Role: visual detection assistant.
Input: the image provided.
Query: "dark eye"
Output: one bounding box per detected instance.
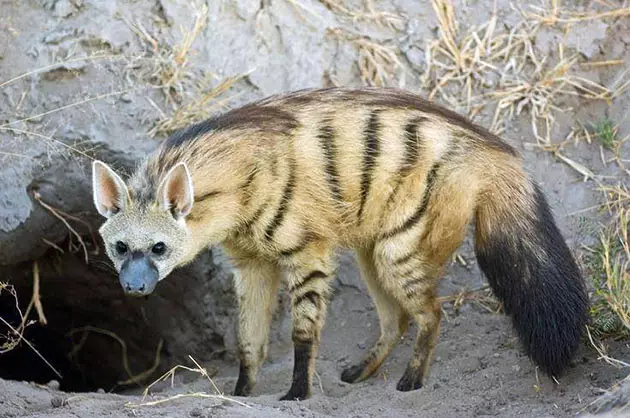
[115,241,128,255]
[152,242,166,255]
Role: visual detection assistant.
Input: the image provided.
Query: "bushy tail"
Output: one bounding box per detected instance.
[474,169,588,376]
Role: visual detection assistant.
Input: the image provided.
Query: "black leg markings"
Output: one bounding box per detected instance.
[318,121,342,202]
[234,363,252,396]
[357,110,382,221]
[293,290,320,308]
[396,363,424,391]
[392,251,416,267]
[280,341,313,401]
[290,270,328,293]
[402,276,426,295]
[265,159,296,241]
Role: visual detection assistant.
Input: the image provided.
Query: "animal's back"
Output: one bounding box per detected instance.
[203,87,519,251]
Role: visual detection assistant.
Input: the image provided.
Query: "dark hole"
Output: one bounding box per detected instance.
[0,247,229,394]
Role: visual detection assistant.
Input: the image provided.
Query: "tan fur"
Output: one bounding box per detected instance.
[93,87,536,399]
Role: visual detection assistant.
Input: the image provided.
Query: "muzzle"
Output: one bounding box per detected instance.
[119,252,159,297]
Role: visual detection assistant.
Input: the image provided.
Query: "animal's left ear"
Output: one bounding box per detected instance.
[156,162,194,220]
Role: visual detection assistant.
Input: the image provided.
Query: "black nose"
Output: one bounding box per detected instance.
[125,282,146,292]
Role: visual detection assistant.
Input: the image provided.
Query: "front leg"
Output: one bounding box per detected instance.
[228,249,281,397]
[280,244,336,401]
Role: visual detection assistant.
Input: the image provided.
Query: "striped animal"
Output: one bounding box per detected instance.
[92,87,588,400]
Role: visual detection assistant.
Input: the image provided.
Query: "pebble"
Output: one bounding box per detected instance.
[50,396,64,408]
[46,380,60,390]
[189,407,203,417]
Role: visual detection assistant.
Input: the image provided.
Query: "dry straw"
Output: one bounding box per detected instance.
[126,355,250,409]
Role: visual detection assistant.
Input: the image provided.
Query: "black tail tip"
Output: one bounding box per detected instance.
[476,183,589,378]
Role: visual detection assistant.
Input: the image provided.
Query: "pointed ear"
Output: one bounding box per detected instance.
[92,160,130,218]
[156,162,194,220]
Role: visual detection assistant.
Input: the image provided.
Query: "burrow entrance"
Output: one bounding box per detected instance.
[0,248,234,393]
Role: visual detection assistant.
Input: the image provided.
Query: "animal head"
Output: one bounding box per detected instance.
[92,160,194,297]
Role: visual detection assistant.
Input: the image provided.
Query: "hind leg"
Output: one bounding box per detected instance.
[375,179,476,390]
[395,287,441,391]
[341,246,409,383]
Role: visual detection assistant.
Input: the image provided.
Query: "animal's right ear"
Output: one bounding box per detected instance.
[92,160,130,218]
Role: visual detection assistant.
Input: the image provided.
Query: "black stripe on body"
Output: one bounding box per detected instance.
[381,162,441,239]
[401,117,426,176]
[279,234,312,258]
[194,190,221,202]
[240,169,257,207]
[357,110,382,221]
[240,201,268,231]
[265,160,296,241]
[385,117,427,209]
[318,122,342,202]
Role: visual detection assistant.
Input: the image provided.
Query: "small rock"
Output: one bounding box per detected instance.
[433,383,441,389]
[43,27,76,44]
[189,407,203,417]
[357,342,366,349]
[53,0,75,18]
[512,365,521,372]
[97,388,105,394]
[46,380,60,390]
[50,396,64,408]
[119,93,133,103]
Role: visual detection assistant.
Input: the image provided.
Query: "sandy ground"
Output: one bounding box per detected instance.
[1,0,629,417]
[2,252,630,417]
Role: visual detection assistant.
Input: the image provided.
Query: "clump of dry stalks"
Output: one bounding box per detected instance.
[124,2,247,137]
[0,263,62,378]
[320,0,406,30]
[125,355,249,409]
[322,0,408,87]
[416,0,630,367]
[586,184,630,342]
[328,27,406,87]
[421,0,629,145]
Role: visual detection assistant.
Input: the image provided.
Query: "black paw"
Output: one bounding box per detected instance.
[396,366,424,392]
[233,369,252,397]
[341,363,366,383]
[279,387,310,401]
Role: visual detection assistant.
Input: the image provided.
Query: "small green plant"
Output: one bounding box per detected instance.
[594,119,618,150]
[586,186,630,340]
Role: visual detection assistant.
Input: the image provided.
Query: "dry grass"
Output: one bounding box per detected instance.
[586,184,630,340]
[125,355,250,409]
[420,0,626,145]
[32,191,99,263]
[438,285,503,321]
[0,273,62,378]
[148,72,249,137]
[320,0,406,30]
[124,2,246,137]
[328,27,406,87]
